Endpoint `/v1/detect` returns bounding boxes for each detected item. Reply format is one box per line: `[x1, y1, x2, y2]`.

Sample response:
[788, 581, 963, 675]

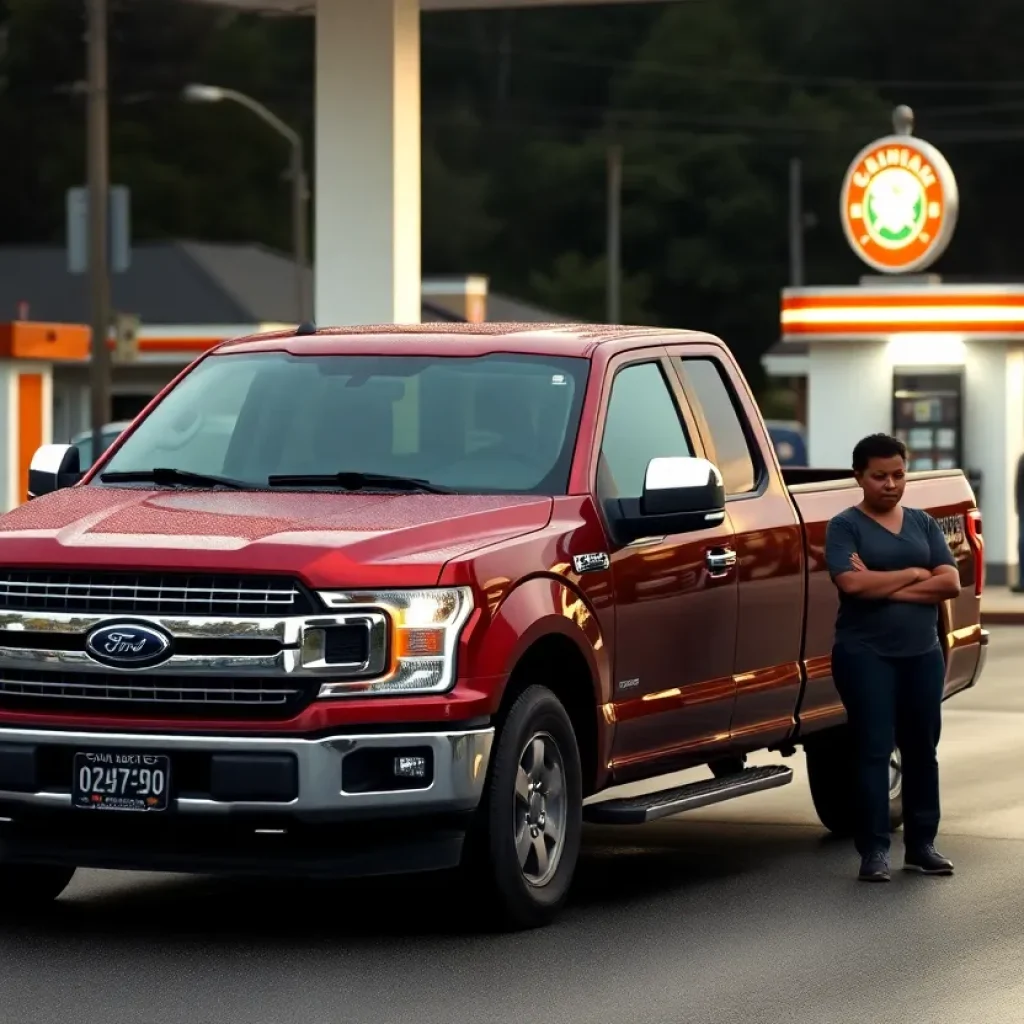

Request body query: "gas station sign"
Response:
[840, 107, 959, 274]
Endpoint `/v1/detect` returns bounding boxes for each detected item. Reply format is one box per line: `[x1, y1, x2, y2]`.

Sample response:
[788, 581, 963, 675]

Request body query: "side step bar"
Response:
[583, 764, 794, 825]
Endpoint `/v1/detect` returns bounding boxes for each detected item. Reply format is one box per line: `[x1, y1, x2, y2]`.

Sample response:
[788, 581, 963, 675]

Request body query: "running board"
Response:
[583, 765, 794, 825]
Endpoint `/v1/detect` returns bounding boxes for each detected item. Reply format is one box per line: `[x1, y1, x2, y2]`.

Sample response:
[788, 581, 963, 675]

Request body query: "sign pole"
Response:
[86, 0, 112, 459]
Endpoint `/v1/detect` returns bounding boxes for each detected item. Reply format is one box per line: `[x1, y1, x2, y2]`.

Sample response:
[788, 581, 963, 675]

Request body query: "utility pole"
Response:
[86, 0, 111, 457]
[788, 156, 804, 287]
[606, 143, 622, 324]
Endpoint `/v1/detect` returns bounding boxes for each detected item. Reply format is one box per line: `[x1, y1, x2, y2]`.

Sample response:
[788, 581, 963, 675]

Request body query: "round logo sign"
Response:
[840, 135, 958, 274]
[85, 622, 172, 669]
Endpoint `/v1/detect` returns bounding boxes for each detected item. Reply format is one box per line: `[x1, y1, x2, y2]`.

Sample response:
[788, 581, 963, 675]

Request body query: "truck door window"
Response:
[674, 358, 758, 495]
[598, 361, 694, 499]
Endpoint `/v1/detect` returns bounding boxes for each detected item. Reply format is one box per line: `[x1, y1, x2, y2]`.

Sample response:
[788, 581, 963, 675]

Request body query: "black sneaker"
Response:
[904, 844, 954, 876]
[858, 851, 891, 882]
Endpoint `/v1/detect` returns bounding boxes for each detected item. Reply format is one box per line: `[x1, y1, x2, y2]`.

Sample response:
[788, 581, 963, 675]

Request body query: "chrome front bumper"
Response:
[0, 725, 494, 820]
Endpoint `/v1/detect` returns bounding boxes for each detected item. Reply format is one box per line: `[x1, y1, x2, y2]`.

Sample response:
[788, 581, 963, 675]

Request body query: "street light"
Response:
[183, 84, 310, 323]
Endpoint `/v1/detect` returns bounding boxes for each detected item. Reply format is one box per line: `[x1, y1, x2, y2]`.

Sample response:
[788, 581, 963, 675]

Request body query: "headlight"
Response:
[312, 587, 474, 697]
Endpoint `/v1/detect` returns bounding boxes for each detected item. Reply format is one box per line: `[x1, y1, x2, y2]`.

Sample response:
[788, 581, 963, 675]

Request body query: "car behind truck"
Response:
[0, 323, 987, 928]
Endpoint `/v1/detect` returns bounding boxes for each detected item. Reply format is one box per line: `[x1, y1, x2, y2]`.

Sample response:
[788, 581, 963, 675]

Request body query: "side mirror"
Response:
[27, 444, 82, 500]
[605, 456, 726, 544]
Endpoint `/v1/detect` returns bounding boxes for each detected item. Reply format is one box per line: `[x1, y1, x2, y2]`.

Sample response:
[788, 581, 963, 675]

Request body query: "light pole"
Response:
[788, 156, 804, 287]
[183, 84, 310, 323]
[87, 0, 111, 458]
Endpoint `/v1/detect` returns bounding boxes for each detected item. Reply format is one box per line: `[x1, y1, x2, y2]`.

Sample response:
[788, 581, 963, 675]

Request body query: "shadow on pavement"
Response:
[571, 819, 831, 910]
[0, 819, 829, 946]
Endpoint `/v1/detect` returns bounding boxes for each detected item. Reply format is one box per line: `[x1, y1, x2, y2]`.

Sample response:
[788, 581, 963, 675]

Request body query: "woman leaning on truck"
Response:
[824, 432, 961, 883]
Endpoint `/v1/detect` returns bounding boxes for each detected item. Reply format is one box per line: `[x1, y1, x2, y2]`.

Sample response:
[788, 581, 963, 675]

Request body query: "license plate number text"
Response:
[72, 751, 170, 812]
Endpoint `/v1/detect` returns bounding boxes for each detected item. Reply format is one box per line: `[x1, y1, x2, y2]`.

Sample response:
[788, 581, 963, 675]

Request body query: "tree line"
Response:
[2, 0, 1023, 386]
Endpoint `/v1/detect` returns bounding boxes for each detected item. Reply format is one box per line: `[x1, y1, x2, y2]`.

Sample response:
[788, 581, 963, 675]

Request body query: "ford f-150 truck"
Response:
[0, 323, 987, 929]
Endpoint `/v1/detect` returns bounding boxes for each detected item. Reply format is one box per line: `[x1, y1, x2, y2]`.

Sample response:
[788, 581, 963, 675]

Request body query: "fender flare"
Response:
[477, 574, 612, 709]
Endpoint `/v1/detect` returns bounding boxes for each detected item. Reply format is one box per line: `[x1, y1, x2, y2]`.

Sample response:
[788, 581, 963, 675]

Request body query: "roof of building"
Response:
[763, 340, 808, 358]
[0, 241, 563, 327]
[485, 292, 572, 324]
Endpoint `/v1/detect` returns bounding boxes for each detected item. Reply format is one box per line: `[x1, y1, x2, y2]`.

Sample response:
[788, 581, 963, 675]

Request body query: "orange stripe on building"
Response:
[139, 337, 222, 353]
[0, 322, 90, 360]
[782, 293, 1024, 311]
[17, 373, 43, 506]
[783, 320, 1024, 335]
[779, 288, 1024, 342]
[105, 337, 224, 354]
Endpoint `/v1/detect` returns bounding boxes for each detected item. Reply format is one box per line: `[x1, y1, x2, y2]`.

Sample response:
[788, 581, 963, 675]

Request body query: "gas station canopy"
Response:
[183, 0, 660, 328]
[193, 0, 658, 10]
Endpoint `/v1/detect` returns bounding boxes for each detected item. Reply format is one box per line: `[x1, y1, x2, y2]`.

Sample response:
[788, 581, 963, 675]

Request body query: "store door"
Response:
[892, 371, 964, 471]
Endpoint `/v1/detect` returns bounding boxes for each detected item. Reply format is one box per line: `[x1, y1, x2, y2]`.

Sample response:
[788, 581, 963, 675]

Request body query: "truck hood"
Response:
[0, 487, 554, 588]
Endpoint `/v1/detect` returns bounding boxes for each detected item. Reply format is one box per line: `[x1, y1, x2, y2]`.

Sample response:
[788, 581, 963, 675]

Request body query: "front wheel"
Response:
[462, 685, 583, 930]
[806, 728, 904, 836]
[0, 863, 76, 914]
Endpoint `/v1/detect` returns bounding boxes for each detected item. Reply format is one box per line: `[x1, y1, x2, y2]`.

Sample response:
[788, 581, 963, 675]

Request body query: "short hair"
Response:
[852, 433, 907, 473]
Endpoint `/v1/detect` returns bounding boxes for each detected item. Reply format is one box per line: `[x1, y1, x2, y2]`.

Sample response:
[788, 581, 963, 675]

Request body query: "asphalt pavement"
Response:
[3, 629, 1024, 1024]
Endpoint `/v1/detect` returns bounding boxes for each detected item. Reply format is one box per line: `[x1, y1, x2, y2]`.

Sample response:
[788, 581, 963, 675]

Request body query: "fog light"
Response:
[394, 755, 427, 779]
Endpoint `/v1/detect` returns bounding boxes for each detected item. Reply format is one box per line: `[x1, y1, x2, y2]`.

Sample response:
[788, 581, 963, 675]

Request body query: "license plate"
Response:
[72, 751, 170, 812]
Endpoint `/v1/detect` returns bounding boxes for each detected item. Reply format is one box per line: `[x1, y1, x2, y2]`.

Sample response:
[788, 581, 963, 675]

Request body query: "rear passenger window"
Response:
[675, 358, 758, 495]
[599, 361, 693, 500]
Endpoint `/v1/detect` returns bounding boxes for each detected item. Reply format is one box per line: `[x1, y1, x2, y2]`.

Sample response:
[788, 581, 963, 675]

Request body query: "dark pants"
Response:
[832, 643, 945, 857]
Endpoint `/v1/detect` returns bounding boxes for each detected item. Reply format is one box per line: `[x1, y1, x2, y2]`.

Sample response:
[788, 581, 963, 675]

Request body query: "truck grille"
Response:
[0, 571, 316, 618]
[0, 668, 311, 720]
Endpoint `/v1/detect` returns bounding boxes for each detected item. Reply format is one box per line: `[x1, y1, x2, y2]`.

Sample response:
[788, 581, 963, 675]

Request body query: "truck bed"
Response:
[785, 468, 985, 733]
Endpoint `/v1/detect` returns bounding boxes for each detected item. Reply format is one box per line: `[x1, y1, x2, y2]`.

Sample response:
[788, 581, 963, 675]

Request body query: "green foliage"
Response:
[1, 0, 1023, 375]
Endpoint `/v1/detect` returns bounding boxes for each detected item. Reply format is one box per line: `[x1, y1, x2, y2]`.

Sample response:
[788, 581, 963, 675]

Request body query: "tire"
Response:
[709, 756, 746, 779]
[806, 727, 904, 836]
[462, 685, 583, 931]
[0, 863, 76, 914]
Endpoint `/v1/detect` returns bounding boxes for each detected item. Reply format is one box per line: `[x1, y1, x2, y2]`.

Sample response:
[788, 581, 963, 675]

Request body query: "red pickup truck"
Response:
[0, 323, 987, 928]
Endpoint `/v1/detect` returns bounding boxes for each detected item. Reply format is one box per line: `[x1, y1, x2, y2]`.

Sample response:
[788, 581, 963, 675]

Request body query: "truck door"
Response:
[599, 353, 739, 778]
[669, 348, 805, 750]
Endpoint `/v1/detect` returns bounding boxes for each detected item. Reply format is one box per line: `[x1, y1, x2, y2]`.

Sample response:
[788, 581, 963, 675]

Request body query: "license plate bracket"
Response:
[72, 751, 171, 812]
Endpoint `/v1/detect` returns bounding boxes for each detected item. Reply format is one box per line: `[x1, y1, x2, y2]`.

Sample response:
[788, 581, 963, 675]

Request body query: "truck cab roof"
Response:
[217, 322, 713, 361]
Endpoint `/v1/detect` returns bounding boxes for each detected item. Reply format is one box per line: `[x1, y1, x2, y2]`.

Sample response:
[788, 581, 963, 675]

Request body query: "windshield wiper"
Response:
[99, 468, 252, 490]
[266, 471, 453, 494]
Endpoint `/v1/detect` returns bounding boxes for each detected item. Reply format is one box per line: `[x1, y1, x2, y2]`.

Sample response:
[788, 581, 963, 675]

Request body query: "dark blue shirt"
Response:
[825, 505, 957, 658]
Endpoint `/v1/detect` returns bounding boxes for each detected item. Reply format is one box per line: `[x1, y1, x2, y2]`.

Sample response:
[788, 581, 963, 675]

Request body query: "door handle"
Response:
[706, 548, 737, 577]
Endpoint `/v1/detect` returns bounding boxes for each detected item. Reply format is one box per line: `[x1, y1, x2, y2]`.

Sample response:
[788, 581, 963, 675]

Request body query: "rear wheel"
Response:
[0, 863, 76, 914]
[806, 728, 903, 836]
[462, 685, 583, 930]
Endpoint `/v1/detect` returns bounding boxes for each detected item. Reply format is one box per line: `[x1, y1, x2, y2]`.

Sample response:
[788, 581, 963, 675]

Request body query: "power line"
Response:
[19, 83, 1024, 145]
[428, 97, 1024, 136]
[422, 112, 1024, 148]
[420, 33, 1024, 93]
[15, 78, 1024, 146]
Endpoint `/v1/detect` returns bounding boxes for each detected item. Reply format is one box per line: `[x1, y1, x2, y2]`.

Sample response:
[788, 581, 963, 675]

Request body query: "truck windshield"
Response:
[97, 350, 590, 495]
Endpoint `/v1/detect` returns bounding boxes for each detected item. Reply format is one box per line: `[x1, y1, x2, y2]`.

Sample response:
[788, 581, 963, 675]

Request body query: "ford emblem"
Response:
[85, 622, 172, 669]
